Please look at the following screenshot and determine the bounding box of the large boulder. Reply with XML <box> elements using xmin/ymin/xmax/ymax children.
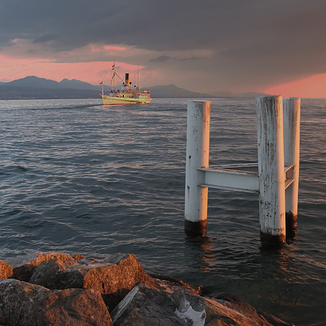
<box><xmin>0</xmin><ymin>279</ymin><xmax>112</xmax><ymax>326</ymax></box>
<box><xmin>10</xmin><ymin>252</ymin><xmax>83</xmax><ymax>282</ymax></box>
<box><xmin>111</xmin><ymin>282</ymin><xmax>187</xmax><ymax>326</ymax></box>
<box><xmin>29</xmin><ymin>253</ymin><xmax>159</xmax><ymax>294</ymax></box>
<box><xmin>0</xmin><ymin>260</ymin><xmax>13</xmax><ymax>279</ymax></box>
<box><xmin>43</xmin><ymin>288</ymin><xmax>112</xmax><ymax>326</ymax></box>
<box><xmin>111</xmin><ymin>280</ymin><xmax>293</xmax><ymax>326</ymax></box>
<box><xmin>213</xmin><ymin>292</ymin><xmax>292</xmax><ymax>326</ymax></box>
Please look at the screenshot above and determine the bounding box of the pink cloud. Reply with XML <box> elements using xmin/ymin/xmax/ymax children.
<box><xmin>104</xmin><ymin>45</ymin><xmax>127</xmax><ymax>51</ymax></box>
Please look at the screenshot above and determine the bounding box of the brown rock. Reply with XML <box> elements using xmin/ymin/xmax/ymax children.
<box><xmin>74</xmin><ymin>253</ymin><xmax>85</xmax><ymax>260</ymax></box>
<box><xmin>0</xmin><ymin>279</ymin><xmax>112</xmax><ymax>326</ymax></box>
<box><xmin>82</xmin><ymin>254</ymin><xmax>158</xmax><ymax>294</ymax></box>
<box><xmin>44</xmin><ymin>288</ymin><xmax>112</xmax><ymax>325</ymax></box>
<box><xmin>11</xmin><ymin>252</ymin><xmax>75</xmax><ymax>282</ymax></box>
<box><xmin>30</xmin><ymin>253</ymin><xmax>159</xmax><ymax>294</ymax></box>
<box><xmin>0</xmin><ymin>260</ymin><xmax>13</xmax><ymax>279</ymax></box>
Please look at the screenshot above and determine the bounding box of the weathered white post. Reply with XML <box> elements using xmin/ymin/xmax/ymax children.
<box><xmin>185</xmin><ymin>100</ymin><xmax>211</xmax><ymax>236</ymax></box>
<box><xmin>283</xmin><ymin>98</ymin><xmax>300</xmax><ymax>240</ymax></box>
<box><xmin>256</xmin><ymin>96</ymin><xmax>286</xmax><ymax>248</ymax></box>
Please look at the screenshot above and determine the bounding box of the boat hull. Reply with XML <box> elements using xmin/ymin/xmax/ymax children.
<box><xmin>101</xmin><ymin>95</ymin><xmax>151</xmax><ymax>105</ymax></box>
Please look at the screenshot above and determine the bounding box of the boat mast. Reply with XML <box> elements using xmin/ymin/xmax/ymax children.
<box><xmin>99</xmin><ymin>81</ymin><xmax>104</xmax><ymax>95</ymax></box>
<box><xmin>112</xmin><ymin>61</ymin><xmax>116</xmax><ymax>91</ymax></box>
<box><xmin>137</xmin><ymin>65</ymin><xmax>140</xmax><ymax>90</ymax></box>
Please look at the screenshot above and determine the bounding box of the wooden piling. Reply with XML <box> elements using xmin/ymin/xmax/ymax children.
<box><xmin>256</xmin><ymin>96</ymin><xmax>286</xmax><ymax>248</ymax></box>
<box><xmin>283</xmin><ymin>98</ymin><xmax>301</xmax><ymax>240</ymax></box>
<box><xmin>184</xmin><ymin>100</ymin><xmax>211</xmax><ymax>236</ymax></box>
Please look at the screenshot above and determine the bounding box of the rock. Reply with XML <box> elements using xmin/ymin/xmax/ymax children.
<box><xmin>0</xmin><ymin>260</ymin><xmax>13</xmax><ymax>279</ymax></box>
<box><xmin>43</xmin><ymin>288</ymin><xmax>112</xmax><ymax>326</ymax></box>
<box><xmin>0</xmin><ymin>279</ymin><xmax>53</xmax><ymax>325</ymax></box>
<box><xmin>29</xmin><ymin>253</ymin><xmax>159</xmax><ymax>294</ymax></box>
<box><xmin>111</xmin><ymin>282</ymin><xmax>186</xmax><ymax>326</ymax></box>
<box><xmin>214</xmin><ymin>292</ymin><xmax>291</xmax><ymax>326</ymax></box>
<box><xmin>30</xmin><ymin>259</ymin><xmax>82</xmax><ymax>288</ymax></box>
<box><xmin>171</xmin><ymin>289</ymin><xmax>294</xmax><ymax>326</ymax></box>
<box><xmin>1</xmin><ymin>252</ymin><xmax>294</xmax><ymax>326</ymax></box>
<box><xmin>111</xmin><ymin>280</ymin><xmax>293</xmax><ymax>326</ymax></box>
<box><xmin>0</xmin><ymin>307</ymin><xmax>5</xmax><ymax>325</ymax></box>
<box><xmin>102</xmin><ymin>288</ymin><xmax>130</xmax><ymax>313</ymax></box>
<box><xmin>152</xmin><ymin>275</ymin><xmax>201</xmax><ymax>295</ymax></box>
<box><xmin>11</xmin><ymin>252</ymin><xmax>76</xmax><ymax>282</ymax></box>
<box><xmin>74</xmin><ymin>253</ymin><xmax>85</xmax><ymax>260</ymax></box>
<box><xmin>0</xmin><ymin>279</ymin><xmax>112</xmax><ymax>326</ymax></box>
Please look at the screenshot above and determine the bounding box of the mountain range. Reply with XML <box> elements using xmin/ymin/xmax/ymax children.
<box><xmin>4</xmin><ymin>76</ymin><xmax>103</xmax><ymax>91</ymax></box>
<box><xmin>0</xmin><ymin>76</ymin><xmax>267</xmax><ymax>100</ymax></box>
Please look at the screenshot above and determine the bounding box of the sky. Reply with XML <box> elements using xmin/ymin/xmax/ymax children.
<box><xmin>1</xmin><ymin>0</ymin><xmax>326</xmax><ymax>97</ymax></box>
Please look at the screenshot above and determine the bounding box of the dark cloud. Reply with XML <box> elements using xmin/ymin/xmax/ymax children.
<box><xmin>179</xmin><ymin>57</ymin><xmax>200</xmax><ymax>62</ymax></box>
<box><xmin>149</xmin><ymin>55</ymin><xmax>172</xmax><ymax>62</ymax></box>
<box><xmin>33</xmin><ymin>34</ymin><xmax>59</xmax><ymax>44</ymax></box>
<box><xmin>1</xmin><ymin>0</ymin><xmax>326</xmax><ymax>91</ymax></box>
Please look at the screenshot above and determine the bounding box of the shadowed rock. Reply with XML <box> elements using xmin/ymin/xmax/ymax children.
<box><xmin>11</xmin><ymin>252</ymin><xmax>79</xmax><ymax>282</ymax></box>
<box><xmin>213</xmin><ymin>292</ymin><xmax>291</xmax><ymax>326</ymax></box>
<box><xmin>102</xmin><ymin>288</ymin><xmax>130</xmax><ymax>313</ymax></box>
<box><xmin>111</xmin><ymin>280</ymin><xmax>294</xmax><ymax>326</ymax></box>
<box><xmin>111</xmin><ymin>282</ymin><xmax>187</xmax><ymax>326</ymax></box>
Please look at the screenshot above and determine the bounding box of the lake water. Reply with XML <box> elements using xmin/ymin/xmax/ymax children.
<box><xmin>0</xmin><ymin>97</ymin><xmax>325</xmax><ymax>325</ymax></box>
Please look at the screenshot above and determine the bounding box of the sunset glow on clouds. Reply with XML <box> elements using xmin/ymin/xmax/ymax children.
<box><xmin>265</xmin><ymin>74</ymin><xmax>326</xmax><ymax>98</ymax></box>
<box><xmin>0</xmin><ymin>53</ymin><xmax>108</xmax><ymax>84</ymax></box>
<box><xmin>0</xmin><ymin>39</ymin><xmax>161</xmax><ymax>86</ymax></box>
<box><xmin>0</xmin><ymin>54</ymin><xmax>160</xmax><ymax>88</ymax></box>
<box><xmin>0</xmin><ymin>38</ymin><xmax>207</xmax><ymax>91</ymax></box>
<box><xmin>1</xmin><ymin>1</ymin><xmax>326</xmax><ymax>97</ymax></box>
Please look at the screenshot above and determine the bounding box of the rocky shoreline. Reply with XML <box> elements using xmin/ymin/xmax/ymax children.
<box><xmin>0</xmin><ymin>252</ymin><xmax>294</xmax><ymax>325</ymax></box>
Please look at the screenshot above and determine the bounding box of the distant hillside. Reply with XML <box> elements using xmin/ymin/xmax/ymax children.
<box><xmin>0</xmin><ymin>76</ymin><xmax>232</xmax><ymax>99</ymax></box>
<box><xmin>5</xmin><ymin>76</ymin><xmax>104</xmax><ymax>91</ymax></box>
<box><xmin>146</xmin><ymin>84</ymin><xmax>213</xmax><ymax>98</ymax></box>
<box><xmin>0</xmin><ymin>76</ymin><xmax>109</xmax><ymax>100</ymax></box>
<box><xmin>6</xmin><ymin>76</ymin><xmax>62</xmax><ymax>89</ymax></box>
<box><xmin>59</xmin><ymin>78</ymin><xmax>101</xmax><ymax>90</ymax></box>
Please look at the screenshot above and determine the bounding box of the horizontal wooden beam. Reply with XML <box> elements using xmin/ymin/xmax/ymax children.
<box><xmin>198</xmin><ymin>163</ymin><xmax>294</xmax><ymax>193</ymax></box>
<box><xmin>198</xmin><ymin>164</ymin><xmax>259</xmax><ymax>193</ymax></box>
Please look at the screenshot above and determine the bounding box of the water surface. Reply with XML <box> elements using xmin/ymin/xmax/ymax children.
<box><xmin>0</xmin><ymin>97</ymin><xmax>325</xmax><ymax>325</ymax></box>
